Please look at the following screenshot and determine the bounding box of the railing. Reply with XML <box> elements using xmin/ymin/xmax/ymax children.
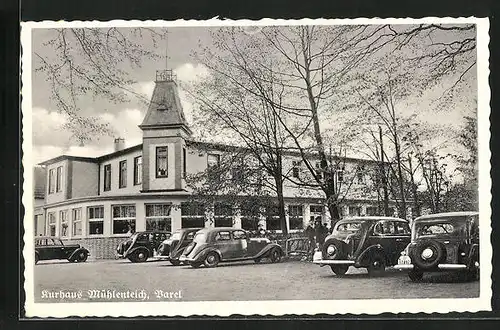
<box><xmin>156</xmin><ymin>69</ymin><xmax>177</xmax><ymax>82</ymax></box>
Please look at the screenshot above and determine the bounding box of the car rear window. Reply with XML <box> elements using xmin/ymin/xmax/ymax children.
<box><xmin>335</xmin><ymin>222</ymin><xmax>362</xmax><ymax>232</ymax></box>
<box><xmin>415</xmin><ymin>222</ymin><xmax>456</xmax><ymax>238</ymax></box>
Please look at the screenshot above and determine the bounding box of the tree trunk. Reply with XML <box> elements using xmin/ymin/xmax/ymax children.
<box><xmin>379</xmin><ymin>126</ymin><xmax>390</xmax><ymax>216</ymax></box>
<box><xmin>393</xmin><ymin>131</ymin><xmax>407</xmax><ymax>219</ymax></box>
<box><xmin>275</xmin><ymin>155</ymin><xmax>288</xmax><ymax>236</ymax></box>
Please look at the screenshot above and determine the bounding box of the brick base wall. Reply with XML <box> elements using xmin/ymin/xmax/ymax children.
<box><xmin>64</xmin><ymin>237</ymin><xmax>128</xmax><ymax>259</ymax></box>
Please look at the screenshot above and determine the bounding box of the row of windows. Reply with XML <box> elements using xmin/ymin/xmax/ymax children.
<box><xmin>48</xmin><ymin>166</ymin><xmax>63</xmax><ymax>194</ymax></box>
<box><xmin>45</xmin><ymin>203</ymin><xmax>318</xmax><ymax>237</ymax></box>
<box><xmin>292</xmin><ymin>162</ymin><xmax>367</xmax><ymax>184</ymax></box>
<box><xmin>103</xmin><ymin>156</ymin><xmax>142</xmax><ymax>191</ymax></box>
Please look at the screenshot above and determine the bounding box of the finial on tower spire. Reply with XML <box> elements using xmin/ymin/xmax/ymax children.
<box><xmin>156</xmin><ymin>29</ymin><xmax>176</xmax><ymax>82</ymax></box>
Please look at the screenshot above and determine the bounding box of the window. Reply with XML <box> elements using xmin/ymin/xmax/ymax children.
<box><xmin>72</xmin><ymin>208</ymin><xmax>82</xmax><ymax>236</ymax></box>
<box><xmin>366</xmin><ymin>206</ymin><xmax>378</xmax><ymax>216</ymax></box>
<box><xmin>288</xmin><ymin>205</ymin><xmax>303</xmax><ymax>230</ymax></box>
<box><xmin>181</xmin><ymin>202</ymin><xmax>205</xmax><ymax>228</ymax></box>
<box><xmin>356</xmin><ymin>165</ymin><xmax>365</xmax><ymax>184</ymax></box>
<box><xmin>156</xmin><ymin>146</ymin><xmax>168</xmax><ymax>178</ymax></box>
<box><xmin>207</xmin><ymin>153</ymin><xmax>220</xmax><ymax>168</ymax></box>
<box><xmin>214</xmin><ymin>203</ymin><xmax>233</xmax><ymax>227</ymax></box>
<box><xmin>292</xmin><ymin>161</ymin><xmax>300</xmax><ymax>178</ymax></box>
<box><xmin>395</xmin><ymin>222</ymin><xmax>410</xmax><ymax>235</ymax></box>
<box><xmin>133</xmin><ymin>156</ymin><xmax>142</xmax><ymax>185</ymax></box>
<box><xmin>56</xmin><ymin>166</ymin><xmax>63</xmax><ymax>192</ymax></box>
<box><xmin>103</xmin><ymin>164</ymin><xmax>111</xmax><ymax>191</ymax></box>
<box><xmin>88</xmin><ymin>206</ymin><xmax>104</xmax><ymax>235</ymax></box>
<box><xmin>349</xmin><ymin>206</ymin><xmax>361</xmax><ymax>216</ymax></box>
<box><xmin>119</xmin><ymin>160</ymin><xmax>127</xmax><ymax>188</ymax></box>
<box><xmin>112</xmin><ymin>205</ymin><xmax>136</xmax><ymax>234</ymax></box>
<box><xmin>337</xmin><ymin>167</ymin><xmax>345</xmax><ymax>183</ymax></box>
<box><xmin>233</xmin><ymin>230</ymin><xmax>247</xmax><ymax>240</ymax></box>
<box><xmin>215</xmin><ymin>231</ymin><xmax>231</xmax><ymax>241</ymax></box>
<box><xmin>59</xmin><ymin>210</ymin><xmax>69</xmax><ymax>237</ymax></box>
<box><xmin>145</xmin><ymin>204</ymin><xmax>172</xmax><ymax>232</ymax></box>
<box><xmin>265</xmin><ymin>205</ymin><xmax>281</xmax><ymax>231</ymax></box>
<box><xmin>310</xmin><ymin>205</ymin><xmax>324</xmax><ymax>214</ymax></box>
<box><xmin>240</xmin><ymin>201</ymin><xmax>261</xmax><ymax>231</ymax></box>
<box><xmin>182</xmin><ymin>147</ymin><xmax>187</xmax><ymax>178</ymax></box>
<box><xmin>315</xmin><ymin>162</ymin><xmax>323</xmax><ymax>180</ymax></box>
<box><xmin>373</xmin><ymin>221</ymin><xmax>396</xmax><ymax>235</ymax></box>
<box><xmin>47</xmin><ymin>212</ymin><xmax>56</xmax><ymax>236</ymax></box>
<box><xmin>48</xmin><ymin>169</ymin><xmax>55</xmax><ymax>194</ymax></box>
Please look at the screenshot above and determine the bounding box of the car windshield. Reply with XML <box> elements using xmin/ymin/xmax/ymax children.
<box><xmin>335</xmin><ymin>222</ymin><xmax>362</xmax><ymax>233</ymax></box>
<box><xmin>170</xmin><ymin>232</ymin><xmax>181</xmax><ymax>240</ymax></box>
<box><xmin>193</xmin><ymin>232</ymin><xmax>207</xmax><ymax>244</ymax></box>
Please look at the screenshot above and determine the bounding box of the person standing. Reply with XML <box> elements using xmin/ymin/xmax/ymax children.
<box><xmin>315</xmin><ymin>217</ymin><xmax>328</xmax><ymax>250</ymax></box>
<box><xmin>304</xmin><ymin>221</ymin><xmax>315</xmax><ymax>261</ymax></box>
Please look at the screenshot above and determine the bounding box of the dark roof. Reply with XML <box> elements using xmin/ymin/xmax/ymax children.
<box><xmin>415</xmin><ymin>211</ymin><xmax>479</xmax><ymax>221</ymax></box>
<box><xmin>34</xmin><ymin>166</ymin><xmax>46</xmax><ymax>199</ymax></box>
<box><xmin>38</xmin><ymin>155</ymin><xmax>96</xmax><ymax>166</ymax></box>
<box><xmin>97</xmin><ymin>144</ymin><xmax>143</xmax><ymax>162</ymax></box>
<box><xmin>139</xmin><ymin>80</ymin><xmax>192</xmax><ymax>134</ymax></box>
<box><xmin>338</xmin><ymin>216</ymin><xmax>408</xmax><ymax>223</ymax></box>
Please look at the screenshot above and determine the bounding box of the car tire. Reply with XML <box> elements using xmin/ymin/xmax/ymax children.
<box><xmin>170</xmin><ymin>259</ymin><xmax>181</xmax><ymax>266</ymax></box>
<box><xmin>408</xmin><ymin>270</ymin><xmax>424</xmax><ymax>282</ymax></box>
<box><xmin>269</xmin><ymin>248</ymin><xmax>282</xmax><ymax>263</ymax></box>
<box><xmin>75</xmin><ymin>251</ymin><xmax>88</xmax><ymax>263</ymax></box>
<box><xmin>129</xmin><ymin>249</ymin><xmax>149</xmax><ymax>263</ymax></box>
<box><xmin>330</xmin><ymin>265</ymin><xmax>349</xmax><ymax>276</ymax></box>
<box><xmin>411</xmin><ymin>240</ymin><xmax>446</xmax><ymax>270</ymax></box>
<box><xmin>322</xmin><ymin>239</ymin><xmax>347</xmax><ymax>260</ymax></box>
<box><xmin>254</xmin><ymin>258</ymin><xmax>261</xmax><ymax>263</ymax></box>
<box><xmin>367</xmin><ymin>253</ymin><xmax>386</xmax><ymax>277</ymax></box>
<box><xmin>190</xmin><ymin>262</ymin><xmax>202</xmax><ymax>268</ymax></box>
<box><xmin>204</xmin><ymin>252</ymin><xmax>220</xmax><ymax>268</ymax></box>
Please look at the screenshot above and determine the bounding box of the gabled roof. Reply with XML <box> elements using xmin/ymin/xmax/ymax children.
<box><xmin>139</xmin><ymin>80</ymin><xmax>192</xmax><ymax>134</ymax></box>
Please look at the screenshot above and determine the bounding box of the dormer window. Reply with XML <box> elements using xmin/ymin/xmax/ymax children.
<box><xmin>156</xmin><ymin>146</ymin><xmax>168</xmax><ymax>178</ymax></box>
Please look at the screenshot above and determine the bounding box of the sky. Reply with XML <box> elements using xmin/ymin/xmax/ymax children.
<box><xmin>29</xmin><ymin>24</ymin><xmax>478</xmax><ymax>173</ymax></box>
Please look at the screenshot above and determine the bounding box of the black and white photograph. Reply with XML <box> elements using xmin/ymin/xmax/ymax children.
<box><xmin>21</xmin><ymin>18</ymin><xmax>491</xmax><ymax>317</ymax></box>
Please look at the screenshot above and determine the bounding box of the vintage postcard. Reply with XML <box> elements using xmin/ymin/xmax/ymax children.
<box><xmin>21</xmin><ymin>17</ymin><xmax>491</xmax><ymax>317</ymax></box>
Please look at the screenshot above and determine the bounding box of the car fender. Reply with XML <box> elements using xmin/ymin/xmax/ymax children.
<box><xmin>191</xmin><ymin>247</ymin><xmax>222</xmax><ymax>262</ymax></box>
<box><xmin>68</xmin><ymin>247</ymin><xmax>89</xmax><ymax>260</ymax></box>
<box><xmin>355</xmin><ymin>244</ymin><xmax>385</xmax><ymax>267</ymax></box>
<box><xmin>255</xmin><ymin>243</ymin><xmax>283</xmax><ymax>258</ymax></box>
<box><xmin>124</xmin><ymin>246</ymin><xmax>150</xmax><ymax>258</ymax></box>
<box><xmin>468</xmin><ymin>243</ymin><xmax>480</xmax><ymax>268</ymax></box>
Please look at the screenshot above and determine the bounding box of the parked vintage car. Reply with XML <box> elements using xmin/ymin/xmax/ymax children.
<box><xmin>313</xmin><ymin>217</ymin><xmax>411</xmax><ymax>276</ymax></box>
<box><xmin>394</xmin><ymin>211</ymin><xmax>479</xmax><ymax>282</ymax></box>
<box><xmin>179</xmin><ymin>227</ymin><xmax>284</xmax><ymax>268</ymax></box>
<box><xmin>35</xmin><ymin>236</ymin><xmax>90</xmax><ymax>264</ymax></box>
<box><xmin>116</xmin><ymin>231</ymin><xmax>171</xmax><ymax>263</ymax></box>
<box><xmin>154</xmin><ymin>228</ymin><xmax>202</xmax><ymax>266</ymax></box>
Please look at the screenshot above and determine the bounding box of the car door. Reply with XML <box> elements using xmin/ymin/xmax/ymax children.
<box><xmin>393</xmin><ymin>221</ymin><xmax>411</xmax><ymax>263</ymax></box>
<box><xmin>36</xmin><ymin>238</ymin><xmax>48</xmax><ymax>260</ymax></box>
<box><xmin>232</xmin><ymin>230</ymin><xmax>249</xmax><ymax>258</ymax></box>
<box><xmin>44</xmin><ymin>238</ymin><xmax>64</xmax><ymax>259</ymax></box>
<box><xmin>369</xmin><ymin>221</ymin><xmax>397</xmax><ymax>259</ymax></box>
<box><xmin>213</xmin><ymin>231</ymin><xmax>238</xmax><ymax>260</ymax></box>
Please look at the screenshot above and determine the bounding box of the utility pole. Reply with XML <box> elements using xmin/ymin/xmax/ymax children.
<box><xmin>379</xmin><ymin>126</ymin><xmax>390</xmax><ymax>216</ymax></box>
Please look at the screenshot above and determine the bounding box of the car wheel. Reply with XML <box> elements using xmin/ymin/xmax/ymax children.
<box><xmin>330</xmin><ymin>265</ymin><xmax>349</xmax><ymax>276</ymax></box>
<box><xmin>35</xmin><ymin>253</ymin><xmax>39</xmax><ymax>265</ymax></box>
<box><xmin>204</xmin><ymin>252</ymin><xmax>220</xmax><ymax>268</ymax></box>
<box><xmin>254</xmin><ymin>258</ymin><xmax>261</xmax><ymax>263</ymax></box>
<box><xmin>367</xmin><ymin>253</ymin><xmax>386</xmax><ymax>277</ymax></box>
<box><xmin>129</xmin><ymin>249</ymin><xmax>148</xmax><ymax>263</ymax></box>
<box><xmin>269</xmin><ymin>248</ymin><xmax>282</xmax><ymax>263</ymax></box>
<box><xmin>411</xmin><ymin>239</ymin><xmax>446</xmax><ymax>270</ymax></box>
<box><xmin>408</xmin><ymin>270</ymin><xmax>424</xmax><ymax>282</ymax></box>
<box><xmin>75</xmin><ymin>251</ymin><xmax>88</xmax><ymax>263</ymax></box>
<box><xmin>322</xmin><ymin>239</ymin><xmax>346</xmax><ymax>260</ymax></box>
<box><xmin>170</xmin><ymin>259</ymin><xmax>181</xmax><ymax>266</ymax></box>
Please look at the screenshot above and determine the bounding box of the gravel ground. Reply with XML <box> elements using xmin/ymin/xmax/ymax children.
<box><xmin>34</xmin><ymin>258</ymin><xmax>479</xmax><ymax>303</ymax></box>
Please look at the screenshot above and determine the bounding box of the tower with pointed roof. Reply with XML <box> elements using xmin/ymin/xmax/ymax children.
<box><xmin>139</xmin><ymin>69</ymin><xmax>192</xmax><ymax>192</ymax></box>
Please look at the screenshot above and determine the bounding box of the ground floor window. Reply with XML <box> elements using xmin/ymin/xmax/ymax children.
<box><xmin>181</xmin><ymin>202</ymin><xmax>205</xmax><ymax>228</ymax></box>
<box><xmin>47</xmin><ymin>212</ymin><xmax>56</xmax><ymax>236</ymax></box>
<box><xmin>239</xmin><ymin>200</ymin><xmax>261</xmax><ymax>231</ymax></box>
<box><xmin>112</xmin><ymin>205</ymin><xmax>136</xmax><ymax>234</ymax></box>
<box><xmin>214</xmin><ymin>202</ymin><xmax>233</xmax><ymax>227</ymax></box>
<box><xmin>366</xmin><ymin>206</ymin><xmax>378</xmax><ymax>216</ymax></box>
<box><xmin>265</xmin><ymin>205</ymin><xmax>281</xmax><ymax>231</ymax></box>
<box><xmin>59</xmin><ymin>210</ymin><xmax>69</xmax><ymax>237</ymax></box>
<box><xmin>88</xmin><ymin>206</ymin><xmax>104</xmax><ymax>235</ymax></box>
<box><xmin>288</xmin><ymin>205</ymin><xmax>303</xmax><ymax>230</ymax></box>
<box><xmin>72</xmin><ymin>208</ymin><xmax>82</xmax><ymax>236</ymax></box>
<box><xmin>145</xmin><ymin>204</ymin><xmax>172</xmax><ymax>232</ymax></box>
<box><xmin>349</xmin><ymin>206</ymin><xmax>362</xmax><ymax>216</ymax></box>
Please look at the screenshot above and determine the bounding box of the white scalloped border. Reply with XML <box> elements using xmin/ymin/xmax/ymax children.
<box><xmin>21</xmin><ymin>16</ymin><xmax>491</xmax><ymax>318</ymax></box>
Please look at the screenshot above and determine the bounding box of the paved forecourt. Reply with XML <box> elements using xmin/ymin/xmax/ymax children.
<box><xmin>34</xmin><ymin>259</ymin><xmax>479</xmax><ymax>303</ymax></box>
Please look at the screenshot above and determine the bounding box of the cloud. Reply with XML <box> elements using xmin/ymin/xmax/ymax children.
<box><xmin>175</xmin><ymin>63</ymin><xmax>209</xmax><ymax>83</ymax></box>
<box><xmin>32</xmin><ymin>107</ymin><xmax>72</xmax><ymax>146</ymax></box>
